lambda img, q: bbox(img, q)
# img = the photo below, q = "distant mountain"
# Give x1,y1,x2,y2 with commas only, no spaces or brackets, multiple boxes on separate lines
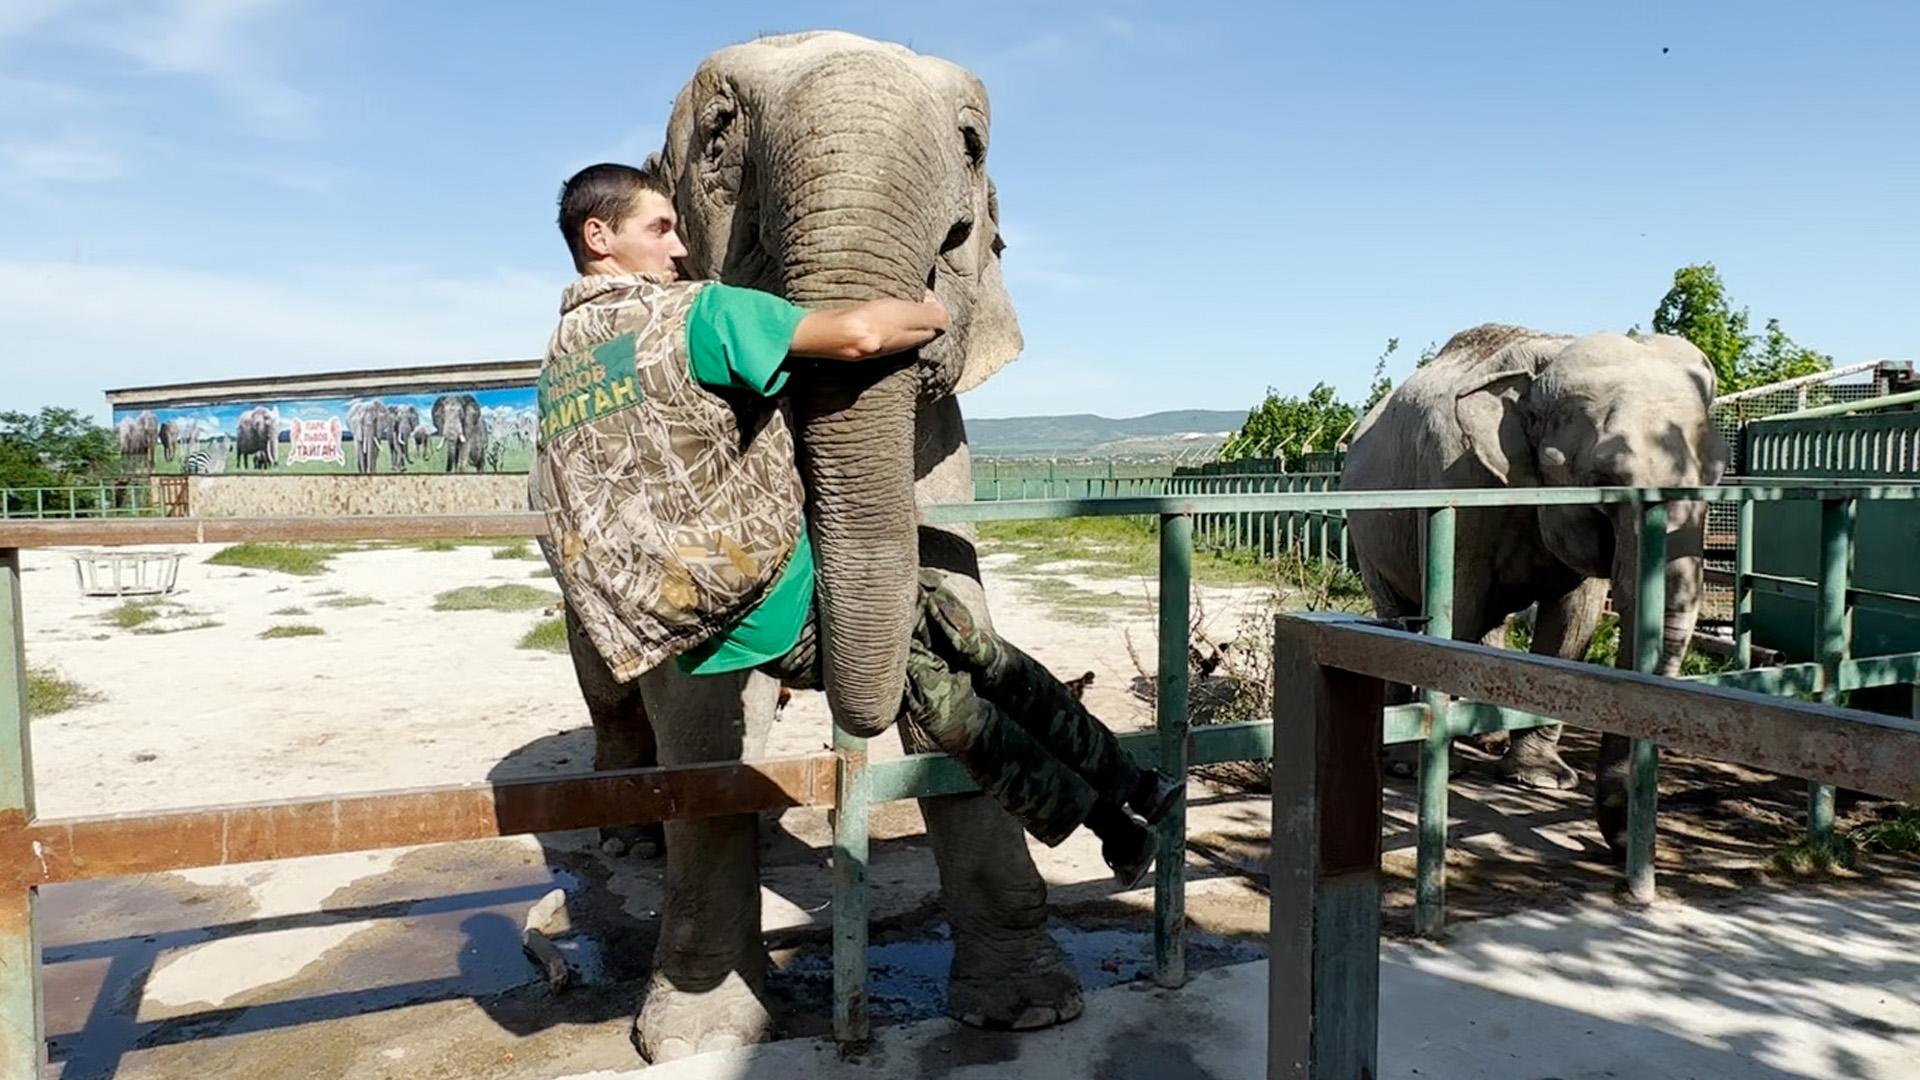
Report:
967,409,1248,459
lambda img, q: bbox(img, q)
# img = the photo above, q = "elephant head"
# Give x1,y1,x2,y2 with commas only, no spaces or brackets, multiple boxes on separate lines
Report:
1455,331,1731,677
658,31,1023,734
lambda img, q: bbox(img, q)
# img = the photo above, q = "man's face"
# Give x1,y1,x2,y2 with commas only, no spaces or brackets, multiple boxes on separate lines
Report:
588,190,688,278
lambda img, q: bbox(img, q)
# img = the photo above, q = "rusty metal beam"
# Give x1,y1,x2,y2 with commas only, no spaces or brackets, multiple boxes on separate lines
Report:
0,754,835,888
1293,614,1920,803
0,512,547,549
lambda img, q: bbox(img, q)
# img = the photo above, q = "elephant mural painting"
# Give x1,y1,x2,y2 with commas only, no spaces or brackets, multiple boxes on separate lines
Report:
116,411,160,471
431,393,487,472
549,32,1059,1062
235,406,279,469
388,404,422,470
1340,323,1730,851
411,422,431,460
346,399,392,474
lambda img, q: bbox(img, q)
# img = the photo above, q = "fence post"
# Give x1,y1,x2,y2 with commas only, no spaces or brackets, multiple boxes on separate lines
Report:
1269,616,1385,1080
1,548,44,1079
1624,499,1667,906
1734,498,1754,670
1415,505,1455,937
831,726,871,1043
1809,496,1855,849
1154,513,1192,988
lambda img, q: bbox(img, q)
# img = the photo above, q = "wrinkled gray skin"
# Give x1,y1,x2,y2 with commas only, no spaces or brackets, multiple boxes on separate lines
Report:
1342,323,1730,852
431,394,487,472
555,31,1055,1064
235,407,277,469
347,399,391,474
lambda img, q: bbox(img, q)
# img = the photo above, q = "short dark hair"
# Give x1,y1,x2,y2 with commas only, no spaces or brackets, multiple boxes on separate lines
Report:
557,160,671,270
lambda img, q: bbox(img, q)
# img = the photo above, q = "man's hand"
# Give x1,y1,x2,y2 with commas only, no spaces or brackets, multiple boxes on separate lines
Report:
789,291,949,361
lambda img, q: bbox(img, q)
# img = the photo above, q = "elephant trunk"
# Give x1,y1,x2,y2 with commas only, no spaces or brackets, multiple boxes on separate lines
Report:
766,73,952,737
1596,500,1708,849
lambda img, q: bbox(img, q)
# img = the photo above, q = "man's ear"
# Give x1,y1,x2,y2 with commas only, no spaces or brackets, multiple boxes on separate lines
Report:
581,217,612,260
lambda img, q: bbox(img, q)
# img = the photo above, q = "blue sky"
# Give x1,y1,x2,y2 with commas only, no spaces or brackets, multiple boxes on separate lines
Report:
2,1,1915,422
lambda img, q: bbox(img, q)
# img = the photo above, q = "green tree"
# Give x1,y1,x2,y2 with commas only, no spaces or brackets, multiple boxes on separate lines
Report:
1651,263,1830,394
1362,338,1398,413
1219,382,1356,463
0,407,119,489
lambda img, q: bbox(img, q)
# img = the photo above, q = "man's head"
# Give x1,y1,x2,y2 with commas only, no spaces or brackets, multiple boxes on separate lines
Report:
557,161,687,277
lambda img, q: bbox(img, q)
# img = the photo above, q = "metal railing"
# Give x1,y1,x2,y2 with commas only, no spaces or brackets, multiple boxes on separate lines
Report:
5,482,1920,1075
0,484,159,520
1270,612,1920,1078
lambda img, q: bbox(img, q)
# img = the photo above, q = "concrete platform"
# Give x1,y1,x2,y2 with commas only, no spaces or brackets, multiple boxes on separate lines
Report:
556,883,1920,1080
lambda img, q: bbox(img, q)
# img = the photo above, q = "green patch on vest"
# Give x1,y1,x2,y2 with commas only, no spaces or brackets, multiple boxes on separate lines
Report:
539,332,644,441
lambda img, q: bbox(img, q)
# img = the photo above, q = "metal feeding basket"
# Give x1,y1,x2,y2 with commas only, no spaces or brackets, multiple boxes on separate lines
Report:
71,550,184,598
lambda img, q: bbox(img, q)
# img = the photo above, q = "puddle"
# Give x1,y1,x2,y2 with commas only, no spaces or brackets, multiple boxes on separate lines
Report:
775,925,1265,1024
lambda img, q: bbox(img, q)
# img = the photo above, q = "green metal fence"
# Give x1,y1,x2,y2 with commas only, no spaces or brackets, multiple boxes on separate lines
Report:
971,459,1174,501
5,482,1920,1074
0,484,159,520
1745,412,1920,663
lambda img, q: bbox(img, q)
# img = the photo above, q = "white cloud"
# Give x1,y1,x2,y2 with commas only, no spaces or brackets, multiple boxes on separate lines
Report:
0,0,312,127
0,259,567,416
1,135,123,182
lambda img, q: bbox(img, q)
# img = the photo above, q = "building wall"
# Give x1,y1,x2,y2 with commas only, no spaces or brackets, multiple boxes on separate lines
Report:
186,474,531,517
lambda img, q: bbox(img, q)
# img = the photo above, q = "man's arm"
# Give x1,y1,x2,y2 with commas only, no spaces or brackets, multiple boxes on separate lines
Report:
788,291,949,361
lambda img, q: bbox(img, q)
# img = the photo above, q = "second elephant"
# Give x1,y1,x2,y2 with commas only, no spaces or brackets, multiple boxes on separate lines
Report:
1341,323,1730,852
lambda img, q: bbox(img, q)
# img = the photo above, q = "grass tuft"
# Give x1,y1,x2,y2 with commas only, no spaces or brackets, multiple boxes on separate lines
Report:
26,665,101,718
492,541,534,560
317,594,381,609
207,543,349,576
271,606,310,616
132,618,221,636
259,624,326,639
518,617,570,653
1850,809,1920,855
106,600,162,629
432,584,560,613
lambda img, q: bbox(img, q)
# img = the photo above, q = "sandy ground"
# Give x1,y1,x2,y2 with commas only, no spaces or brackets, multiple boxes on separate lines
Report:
13,538,1920,1079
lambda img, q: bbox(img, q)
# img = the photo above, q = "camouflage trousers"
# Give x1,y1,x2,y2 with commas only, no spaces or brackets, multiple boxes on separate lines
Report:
762,576,1143,847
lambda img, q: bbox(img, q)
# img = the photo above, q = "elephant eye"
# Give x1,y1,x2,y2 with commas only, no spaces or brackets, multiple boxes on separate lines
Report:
961,124,985,169
990,232,1005,257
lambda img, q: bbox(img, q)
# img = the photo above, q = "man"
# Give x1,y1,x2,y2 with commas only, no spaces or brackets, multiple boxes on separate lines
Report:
535,162,1179,885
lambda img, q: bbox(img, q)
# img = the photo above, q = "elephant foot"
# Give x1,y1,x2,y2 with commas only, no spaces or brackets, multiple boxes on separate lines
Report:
1495,751,1580,791
948,934,1084,1031
633,969,771,1063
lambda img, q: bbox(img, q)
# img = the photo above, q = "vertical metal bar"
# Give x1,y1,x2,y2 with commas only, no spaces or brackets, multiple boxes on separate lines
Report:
1154,513,1192,988
1317,476,1331,563
831,727,871,1043
1415,505,1455,938
1,548,44,1079
1809,496,1854,849
1624,500,1667,906
1734,498,1755,670
1269,617,1384,1080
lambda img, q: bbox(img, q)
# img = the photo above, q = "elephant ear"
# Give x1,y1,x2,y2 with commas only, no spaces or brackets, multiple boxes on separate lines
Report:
1454,370,1535,484
953,178,1022,395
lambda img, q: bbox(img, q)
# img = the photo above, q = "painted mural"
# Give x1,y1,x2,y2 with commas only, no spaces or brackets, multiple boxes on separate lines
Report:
111,387,538,475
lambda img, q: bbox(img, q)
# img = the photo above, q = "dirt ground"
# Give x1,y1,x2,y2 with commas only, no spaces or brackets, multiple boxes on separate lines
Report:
14,536,1918,1079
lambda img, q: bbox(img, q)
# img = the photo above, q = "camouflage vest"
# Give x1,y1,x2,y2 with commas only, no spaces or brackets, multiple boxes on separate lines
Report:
529,274,805,681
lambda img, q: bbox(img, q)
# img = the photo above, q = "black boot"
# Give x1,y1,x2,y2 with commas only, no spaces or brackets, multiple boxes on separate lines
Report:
1086,801,1156,889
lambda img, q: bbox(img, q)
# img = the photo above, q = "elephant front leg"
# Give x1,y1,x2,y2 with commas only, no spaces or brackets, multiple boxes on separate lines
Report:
1498,579,1607,791
631,662,781,1063
563,608,664,857
903,717,1084,1030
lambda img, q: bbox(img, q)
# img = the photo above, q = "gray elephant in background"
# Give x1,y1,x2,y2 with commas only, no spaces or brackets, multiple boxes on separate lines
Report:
550,32,1042,1063
1341,323,1730,852
158,419,176,462
346,399,391,474
431,394,487,472
387,404,422,470
410,423,431,460
234,407,278,469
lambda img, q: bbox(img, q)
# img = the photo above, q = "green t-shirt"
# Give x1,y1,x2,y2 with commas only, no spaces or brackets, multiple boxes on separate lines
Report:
675,285,814,676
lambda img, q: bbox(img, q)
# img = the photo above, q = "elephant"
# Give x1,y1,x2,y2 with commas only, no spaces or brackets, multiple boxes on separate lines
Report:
158,418,176,463
117,411,160,471
431,394,487,472
388,404,422,470
1340,323,1730,852
235,406,279,469
549,31,1055,1062
346,399,391,474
